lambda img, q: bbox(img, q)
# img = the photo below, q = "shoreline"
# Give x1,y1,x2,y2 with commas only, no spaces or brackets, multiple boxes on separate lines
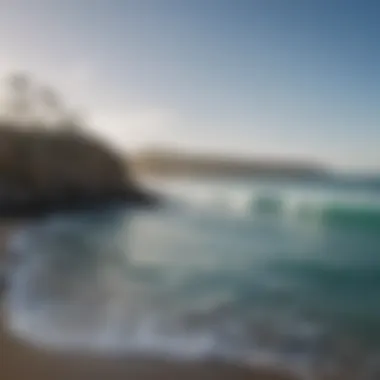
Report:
0,221,297,380
0,320,297,380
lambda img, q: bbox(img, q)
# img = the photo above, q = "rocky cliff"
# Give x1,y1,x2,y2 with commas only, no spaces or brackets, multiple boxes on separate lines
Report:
0,123,156,217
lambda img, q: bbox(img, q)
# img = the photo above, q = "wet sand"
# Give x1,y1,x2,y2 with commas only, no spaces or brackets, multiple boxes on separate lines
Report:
0,222,297,380
0,322,295,380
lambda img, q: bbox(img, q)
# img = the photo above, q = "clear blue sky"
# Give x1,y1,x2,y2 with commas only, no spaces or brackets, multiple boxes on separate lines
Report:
0,0,379,171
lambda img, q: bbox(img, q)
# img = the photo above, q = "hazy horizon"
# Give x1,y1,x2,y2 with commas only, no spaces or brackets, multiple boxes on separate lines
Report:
0,0,379,173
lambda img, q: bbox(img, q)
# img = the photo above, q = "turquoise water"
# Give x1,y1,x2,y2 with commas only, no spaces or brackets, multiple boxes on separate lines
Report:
4,177,380,378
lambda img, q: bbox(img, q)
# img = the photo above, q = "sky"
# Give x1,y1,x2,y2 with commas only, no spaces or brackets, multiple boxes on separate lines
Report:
0,0,379,171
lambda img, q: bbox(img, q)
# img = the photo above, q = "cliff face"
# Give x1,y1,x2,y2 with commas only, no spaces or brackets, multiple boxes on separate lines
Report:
0,123,155,215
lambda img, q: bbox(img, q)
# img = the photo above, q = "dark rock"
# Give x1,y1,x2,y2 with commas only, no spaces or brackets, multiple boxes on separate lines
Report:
0,123,160,218
0,186,159,218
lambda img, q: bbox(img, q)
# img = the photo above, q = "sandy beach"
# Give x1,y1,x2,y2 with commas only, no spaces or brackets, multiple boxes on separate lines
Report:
0,222,298,380
0,321,296,380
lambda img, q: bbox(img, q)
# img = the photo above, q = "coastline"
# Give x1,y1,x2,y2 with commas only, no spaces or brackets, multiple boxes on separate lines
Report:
0,321,297,380
0,221,297,380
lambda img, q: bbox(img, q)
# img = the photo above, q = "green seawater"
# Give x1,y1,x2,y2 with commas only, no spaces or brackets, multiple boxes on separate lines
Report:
5,177,380,378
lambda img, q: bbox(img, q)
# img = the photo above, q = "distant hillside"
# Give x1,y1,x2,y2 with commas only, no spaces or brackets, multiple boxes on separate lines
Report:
133,149,329,179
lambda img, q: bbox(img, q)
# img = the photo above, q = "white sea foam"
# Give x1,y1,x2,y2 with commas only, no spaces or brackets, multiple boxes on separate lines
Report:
144,177,380,229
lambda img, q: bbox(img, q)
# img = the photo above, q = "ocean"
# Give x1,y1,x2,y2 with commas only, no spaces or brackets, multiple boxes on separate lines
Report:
3,176,380,379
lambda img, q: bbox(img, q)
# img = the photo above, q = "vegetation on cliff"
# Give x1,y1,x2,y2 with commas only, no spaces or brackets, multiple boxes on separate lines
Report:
0,73,154,216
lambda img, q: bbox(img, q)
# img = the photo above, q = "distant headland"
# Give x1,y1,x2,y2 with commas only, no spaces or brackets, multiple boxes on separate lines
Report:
133,148,330,180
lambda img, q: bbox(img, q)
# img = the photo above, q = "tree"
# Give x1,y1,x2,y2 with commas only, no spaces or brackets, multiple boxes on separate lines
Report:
1,72,84,131
5,72,33,123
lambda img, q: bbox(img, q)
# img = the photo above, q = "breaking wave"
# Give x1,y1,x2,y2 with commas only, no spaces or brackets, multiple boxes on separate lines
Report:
146,178,380,229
